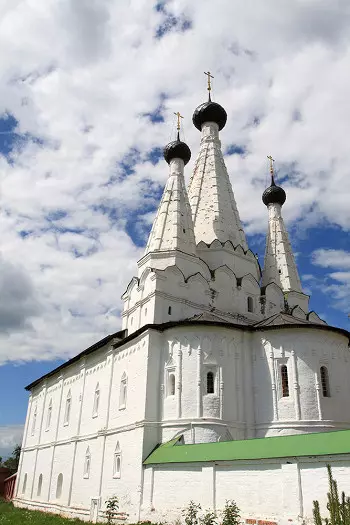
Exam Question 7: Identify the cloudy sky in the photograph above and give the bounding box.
[0,0,349,457]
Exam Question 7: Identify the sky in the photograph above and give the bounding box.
[0,0,349,458]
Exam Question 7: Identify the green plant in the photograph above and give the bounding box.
[200,510,217,525]
[182,501,202,525]
[221,500,240,525]
[105,495,119,524]
[313,465,350,525]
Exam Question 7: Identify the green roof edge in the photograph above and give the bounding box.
[143,428,350,465]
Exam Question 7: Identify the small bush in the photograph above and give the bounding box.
[105,495,119,524]
[182,501,202,525]
[313,465,350,525]
[200,510,217,525]
[221,500,240,525]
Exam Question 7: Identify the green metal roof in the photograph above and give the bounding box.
[143,429,350,465]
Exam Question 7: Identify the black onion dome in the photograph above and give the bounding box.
[262,176,286,206]
[163,138,191,165]
[192,100,227,131]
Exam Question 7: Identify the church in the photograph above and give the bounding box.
[14,78,350,524]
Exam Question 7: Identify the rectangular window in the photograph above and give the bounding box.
[281,365,289,397]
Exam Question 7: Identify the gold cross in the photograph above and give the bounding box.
[174,111,184,132]
[267,155,275,175]
[204,71,214,92]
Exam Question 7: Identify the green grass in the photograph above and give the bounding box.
[0,500,86,524]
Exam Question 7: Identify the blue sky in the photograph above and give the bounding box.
[0,0,349,457]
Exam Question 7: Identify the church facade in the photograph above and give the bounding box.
[14,89,350,524]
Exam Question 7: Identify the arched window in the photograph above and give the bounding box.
[31,405,37,436]
[247,296,254,313]
[113,442,121,478]
[119,373,127,409]
[37,474,43,497]
[84,447,91,479]
[168,373,175,396]
[93,383,100,417]
[281,365,289,397]
[56,473,63,499]
[207,371,215,394]
[46,399,52,430]
[22,473,27,495]
[64,390,71,425]
[320,366,330,398]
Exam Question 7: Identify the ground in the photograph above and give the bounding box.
[0,500,85,524]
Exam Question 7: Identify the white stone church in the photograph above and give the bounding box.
[14,88,350,524]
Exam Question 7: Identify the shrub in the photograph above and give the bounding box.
[200,510,217,525]
[221,500,240,525]
[105,495,119,524]
[182,501,202,525]
[313,465,350,525]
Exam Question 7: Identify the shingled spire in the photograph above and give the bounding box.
[262,157,303,294]
[145,130,196,257]
[187,74,248,249]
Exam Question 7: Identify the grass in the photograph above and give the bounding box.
[0,500,86,524]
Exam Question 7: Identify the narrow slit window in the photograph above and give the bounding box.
[281,365,289,397]
[56,473,63,499]
[84,447,91,479]
[119,372,127,409]
[113,442,121,478]
[22,474,27,495]
[37,474,43,497]
[247,296,254,313]
[93,383,100,417]
[207,371,214,394]
[168,306,172,315]
[31,405,37,436]
[320,366,330,398]
[46,399,52,430]
[64,390,71,425]
[168,373,175,396]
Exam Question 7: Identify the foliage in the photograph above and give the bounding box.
[182,501,202,525]
[0,445,21,473]
[313,464,350,525]
[221,500,240,525]
[200,510,217,525]
[105,495,120,524]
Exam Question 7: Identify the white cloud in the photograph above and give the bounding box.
[312,249,350,312]
[0,425,23,459]
[0,0,349,362]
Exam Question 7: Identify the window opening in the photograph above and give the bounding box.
[64,390,72,425]
[320,366,330,397]
[168,373,175,396]
[22,474,27,495]
[247,296,254,313]
[84,447,91,479]
[37,474,43,497]
[113,442,121,478]
[207,371,215,394]
[93,383,100,417]
[31,405,37,435]
[119,373,127,409]
[281,365,289,397]
[46,399,52,430]
[168,306,172,315]
[56,473,63,499]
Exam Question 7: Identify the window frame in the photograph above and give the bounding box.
[320,365,331,398]
[92,383,100,418]
[83,447,91,479]
[64,390,72,426]
[280,364,290,398]
[119,373,127,410]
[113,442,121,479]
